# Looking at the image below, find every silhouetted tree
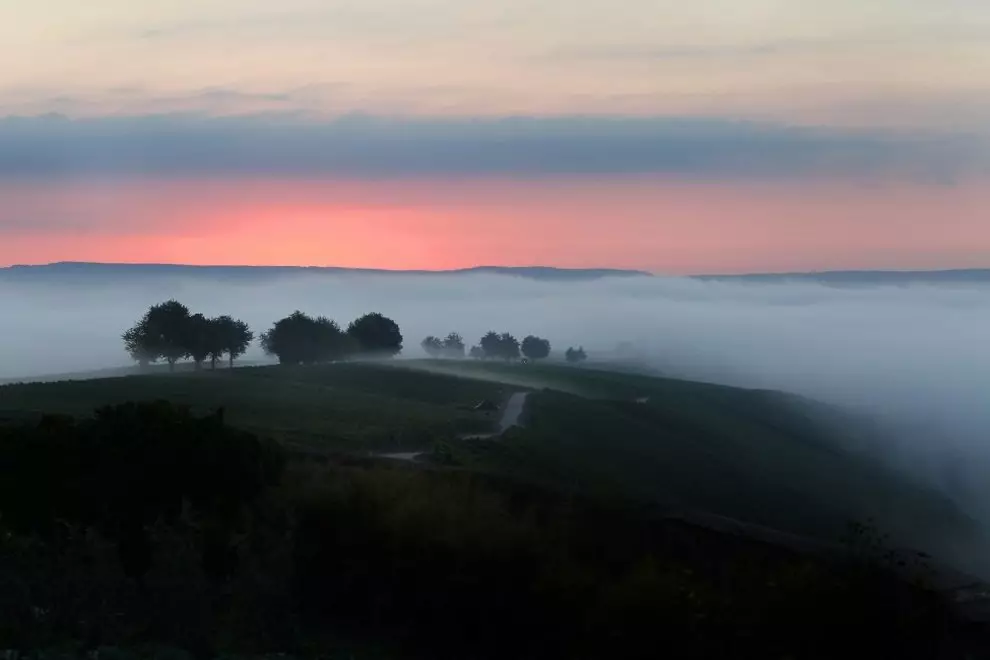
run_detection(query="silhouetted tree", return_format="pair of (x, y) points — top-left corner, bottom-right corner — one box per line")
(215, 315), (254, 368)
(348, 313), (403, 357)
(421, 336), (443, 358)
(480, 331), (501, 359)
(521, 335), (551, 362)
(186, 313), (213, 370)
(479, 331), (520, 361)
(443, 332), (465, 358)
(315, 316), (353, 362)
(565, 346), (588, 363)
(469, 345), (485, 360)
(122, 323), (157, 369)
(123, 300), (192, 371)
(262, 311), (349, 365)
(498, 333), (521, 361)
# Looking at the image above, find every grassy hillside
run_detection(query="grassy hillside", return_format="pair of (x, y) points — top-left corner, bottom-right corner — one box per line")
(0, 362), (509, 451)
(0, 359), (978, 552)
(3, 358), (989, 656)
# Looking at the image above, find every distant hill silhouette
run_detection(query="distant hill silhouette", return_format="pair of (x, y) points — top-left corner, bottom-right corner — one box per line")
(0, 262), (650, 282)
(697, 269), (990, 286)
(1, 262), (987, 285)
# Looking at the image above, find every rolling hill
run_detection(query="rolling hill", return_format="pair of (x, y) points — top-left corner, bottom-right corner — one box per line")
(1, 358), (980, 565)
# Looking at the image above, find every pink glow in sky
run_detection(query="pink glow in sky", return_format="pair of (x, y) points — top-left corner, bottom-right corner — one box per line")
(2, 178), (987, 273)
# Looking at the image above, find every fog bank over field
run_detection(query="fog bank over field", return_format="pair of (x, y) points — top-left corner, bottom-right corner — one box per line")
(1, 271), (989, 501)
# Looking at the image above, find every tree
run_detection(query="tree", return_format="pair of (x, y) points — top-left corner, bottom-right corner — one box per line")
(262, 312), (313, 365)
(261, 311), (349, 365)
(215, 315), (253, 368)
(479, 331), (520, 361)
(565, 346), (588, 363)
(521, 335), (551, 362)
(314, 316), (352, 362)
(150, 300), (193, 370)
(347, 313), (403, 357)
(185, 313), (214, 370)
(421, 336), (443, 358)
(480, 332), (501, 359)
(498, 333), (520, 362)
(442, 332), (465, 359)
(122, 322), (157, 369)
(122, 300), (192, 371)
(469, 346), (485, 360)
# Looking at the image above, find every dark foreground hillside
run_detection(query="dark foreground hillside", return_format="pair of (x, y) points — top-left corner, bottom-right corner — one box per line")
(0, 402), (986, 659)
(1, 362), (988, 657)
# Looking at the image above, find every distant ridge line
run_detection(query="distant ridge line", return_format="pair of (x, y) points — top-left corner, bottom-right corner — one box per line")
(0, 261), (652, 281)
(1, 262), (987, 284)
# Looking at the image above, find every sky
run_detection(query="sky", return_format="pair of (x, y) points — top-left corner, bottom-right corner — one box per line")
(1, 0), (989, 272)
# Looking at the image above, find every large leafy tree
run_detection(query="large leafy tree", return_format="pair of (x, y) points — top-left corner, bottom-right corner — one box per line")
(122, 323), (158, 369)
(347, 313), (403, 357)
(123, 300), (192, 371)
(186, 313), (214, 370)
(215, 315), (254, 368)
(314, 316), (353, 362)
(521, 335), (551, 362)
(149, 300), (193, 370)
(261, 311), (350, 365)
(261, 311), (310, 365)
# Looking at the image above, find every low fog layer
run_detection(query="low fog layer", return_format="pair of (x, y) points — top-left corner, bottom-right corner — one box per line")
(1, 272), (989, 516)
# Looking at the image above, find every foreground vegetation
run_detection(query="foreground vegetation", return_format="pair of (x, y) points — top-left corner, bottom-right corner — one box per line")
(0, 402), (979, 659)
(1, 360), (988, 657)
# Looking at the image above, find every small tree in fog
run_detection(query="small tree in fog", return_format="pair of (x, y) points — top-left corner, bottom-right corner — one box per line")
(498, 333), (521, 362)
(480, 332), (501, 359)
(480, 331), (520, 361)
(565, 346), (588, 364)
(521, 335), (551, 362)
(443, 333), (466, 359)
(421, 336), (443, 358)
(469, 345), (485, 360)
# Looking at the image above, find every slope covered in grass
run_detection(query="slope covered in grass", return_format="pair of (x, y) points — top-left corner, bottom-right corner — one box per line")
(0, 362), (509, 451)
(0, 358), (980, 558)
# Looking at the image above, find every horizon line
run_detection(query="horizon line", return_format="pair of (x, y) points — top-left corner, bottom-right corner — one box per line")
(2, 260), (989, 278)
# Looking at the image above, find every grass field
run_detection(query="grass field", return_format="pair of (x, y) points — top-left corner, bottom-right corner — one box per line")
(0, 357), (981, 560)
(0, 362), (512, 451)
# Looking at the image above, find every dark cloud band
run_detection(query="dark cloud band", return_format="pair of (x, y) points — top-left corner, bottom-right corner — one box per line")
(0, 113), (985, 181)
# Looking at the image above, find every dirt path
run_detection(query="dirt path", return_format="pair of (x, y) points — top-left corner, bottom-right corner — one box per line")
(376, 391), (530, 462)
(461, 391), (529, 440)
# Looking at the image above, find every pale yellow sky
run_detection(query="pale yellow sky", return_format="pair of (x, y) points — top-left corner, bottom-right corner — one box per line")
(1, 0), (989, 125)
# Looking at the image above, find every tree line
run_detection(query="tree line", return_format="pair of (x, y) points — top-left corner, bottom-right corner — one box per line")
(423, 330), (587, 363)
(123, 302), (403, 369)
(124, 300), (588, 370)
(260, 310), (402, 365)
(123, 300), (253, 370)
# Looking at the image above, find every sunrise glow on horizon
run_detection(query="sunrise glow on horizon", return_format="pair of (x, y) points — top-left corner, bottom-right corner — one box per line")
(2, 0), (989, 272)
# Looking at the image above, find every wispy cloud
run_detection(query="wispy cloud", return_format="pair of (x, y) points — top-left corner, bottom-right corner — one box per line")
(541, 28), (990, 63)
(0, 113), (985, 182)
